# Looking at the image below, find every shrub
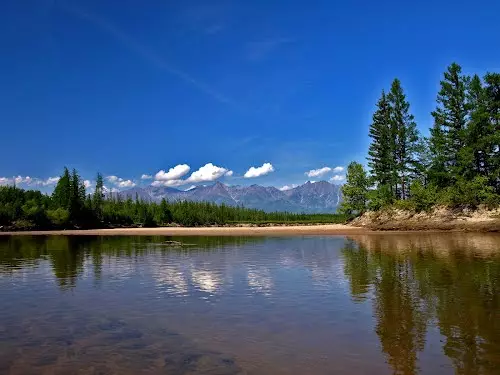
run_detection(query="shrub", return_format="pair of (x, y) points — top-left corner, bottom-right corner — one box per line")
(409, 181), (438, 211)
(13, 219), (35, 231)
(47, 208), (70, 228)
(437, 176), (497, 207)
(392, 199), (416, 211)
(368, 184), (394, 211)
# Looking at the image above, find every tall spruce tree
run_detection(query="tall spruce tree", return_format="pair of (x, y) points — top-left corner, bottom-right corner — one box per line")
(387, 79), (419, 199)
(368, 90), (395, 194)
(69, 169), (85, 221)
(93, 173), (104, 220)
(52, 167), (71, 209)
(430, 63), (470, 185)
(463, 74), (490, 180)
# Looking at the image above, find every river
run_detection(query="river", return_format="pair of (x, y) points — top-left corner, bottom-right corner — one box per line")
(0, 234), (499, 374)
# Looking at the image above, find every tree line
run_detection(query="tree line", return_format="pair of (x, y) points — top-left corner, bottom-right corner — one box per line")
(341, 62), (500, 214)
(0, 167), (346, 230)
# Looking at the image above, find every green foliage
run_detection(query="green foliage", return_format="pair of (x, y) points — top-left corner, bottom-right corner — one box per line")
(388, 78), (420, 199)
(368, 90), (395, 189)
(437, 176), (496, 207)
(430, 63), (470, 185)
(358, 62), (500, 214)
(367, 185), (394, 211)
(408, 181), (437, 212)
(340, 162), (370, 215)
(46, 208), (70, 228)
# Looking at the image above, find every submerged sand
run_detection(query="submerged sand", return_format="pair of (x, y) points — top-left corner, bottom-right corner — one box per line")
(0, 224), (367, 236)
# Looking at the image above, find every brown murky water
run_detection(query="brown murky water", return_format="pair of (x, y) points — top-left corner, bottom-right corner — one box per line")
(0, 234), (499, 374)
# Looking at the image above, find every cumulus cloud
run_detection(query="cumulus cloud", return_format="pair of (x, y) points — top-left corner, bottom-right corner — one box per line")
(141, 174), (153, 180)
(332, 166), (344, 173)
(106, 175), (136, 188)
(330, 175), (345, 182)
(84, 180), (92, 188)
(279, 184), (298, 191)
(117, 179), (135, 188)
(305, 167), (332, 178)
(0, 175), (60, 187)
(15, 176), (33, 185)
(244, 163), (274, 178)
(0, 177), (12, 186)
(150, 163), (232, 187)
(186, 163), (230, 183)
(155, 164), (190, 181)
(42, 176), (60, 186)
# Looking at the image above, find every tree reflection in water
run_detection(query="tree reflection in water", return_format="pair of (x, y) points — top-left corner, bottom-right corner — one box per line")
(342, 234), (500, 375)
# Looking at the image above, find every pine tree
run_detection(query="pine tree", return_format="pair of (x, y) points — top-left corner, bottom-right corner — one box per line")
(52, 167), (71, 209)
(159, 198), (172, 224)
(463, 75), (490, 180)
(93, 173), (104, 220)
(430, 63), (470, 185)
(368, 90), (395, 194)
(339, 162), (370, 215)
(387, 79), (420, 199)
(69, 169), (84, 221)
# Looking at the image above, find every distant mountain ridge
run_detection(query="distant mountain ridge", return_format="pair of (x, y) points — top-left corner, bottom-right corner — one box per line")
(116, 181), (342, 213)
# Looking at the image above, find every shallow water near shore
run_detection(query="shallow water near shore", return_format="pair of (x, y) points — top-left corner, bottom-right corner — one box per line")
(1, 234), (499, 374)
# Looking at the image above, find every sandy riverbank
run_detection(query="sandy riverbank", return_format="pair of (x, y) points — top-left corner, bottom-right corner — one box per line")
(0, 224), (369, 237)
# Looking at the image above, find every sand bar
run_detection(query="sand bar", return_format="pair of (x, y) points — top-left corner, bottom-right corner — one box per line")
(0, 224), (369, 236)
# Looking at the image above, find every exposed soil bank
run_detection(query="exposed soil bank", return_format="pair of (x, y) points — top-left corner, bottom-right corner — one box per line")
(351, 206), (500, 232)
(0, 224), (367, 236)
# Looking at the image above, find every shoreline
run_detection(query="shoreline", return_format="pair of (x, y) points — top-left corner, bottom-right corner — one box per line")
(0, 224), (368, 236)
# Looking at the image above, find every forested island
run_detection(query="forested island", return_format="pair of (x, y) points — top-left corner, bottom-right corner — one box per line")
(0, 168), (345, 231)
(340, 63), (500, 229)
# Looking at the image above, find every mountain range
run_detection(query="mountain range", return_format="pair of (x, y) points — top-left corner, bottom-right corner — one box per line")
(116, 181), (343, 213)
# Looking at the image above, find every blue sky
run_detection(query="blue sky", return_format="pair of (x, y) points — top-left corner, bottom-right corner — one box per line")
(1, 0), (499, 192)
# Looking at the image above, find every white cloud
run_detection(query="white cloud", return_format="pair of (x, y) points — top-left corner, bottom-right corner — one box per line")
(186, 163), (230, 183)
(279, 184), (298, 191)
(330, 175), (345, 182)
(225, 170), (234, 177)
(155, 164), (190, 181)
(117, 179), (136, 188)
(141, 174), (153, 180)
(332, 166), (344, 173)
(41, 176), (60, 186)
(0, 175), (60, 187)
(184, 185), (197, 191)
(0, 177), (12, 186)
(15, 176), (33, 185)
(84, 180), (92, 188)
(244, 163), (274, 178)
(106, 175), (136, 188)
(305, 167), (332, 178)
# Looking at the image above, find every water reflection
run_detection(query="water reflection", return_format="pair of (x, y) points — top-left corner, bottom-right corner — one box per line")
(344, 234), (500, 375)
(0, 234), (499, 374)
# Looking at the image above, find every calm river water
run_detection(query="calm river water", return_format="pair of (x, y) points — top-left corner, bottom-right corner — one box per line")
(0, 234), (499, 374)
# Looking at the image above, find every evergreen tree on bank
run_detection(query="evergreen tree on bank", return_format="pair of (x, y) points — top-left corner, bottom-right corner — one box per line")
(343, 62), (500, 214)
(387, 78), (420, 200)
